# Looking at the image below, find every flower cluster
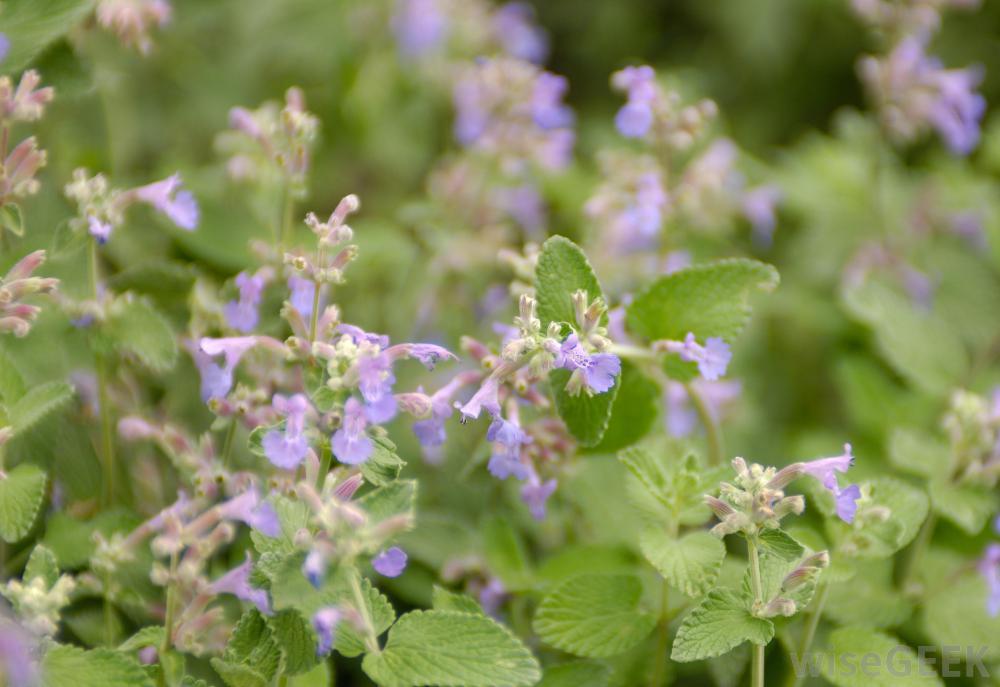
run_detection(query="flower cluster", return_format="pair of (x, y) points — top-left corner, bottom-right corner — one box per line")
(96, 0), (173, 54)
(0, 71), (53, 210)
(0, 250), (58, 338)
(942, 389), (1000, 487)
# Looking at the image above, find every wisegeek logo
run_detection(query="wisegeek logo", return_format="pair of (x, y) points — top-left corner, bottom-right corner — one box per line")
(788, 646), (992, 679)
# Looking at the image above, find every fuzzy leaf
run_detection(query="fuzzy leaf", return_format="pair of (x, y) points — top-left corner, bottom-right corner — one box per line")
(585, 362), (659, 454)
(335, 578), (395, 658)
(888, 428), (950, 480)
(534, 235), (605, 331)
(551, 368), (620, 447)
(671, 589), (774, 663)
(537, 661), (612, 687)
(757, 529), (805, 562)
(118, 626), (166, 653)
(361, 610), (540, 687)
(533, 573), (656, 658)
(42, 644), (155, 687)
(817, 626), (943, 686)
(640, 530), (725, 598)
(210, 609), (283, 687)
(105, 299), (178, 372)
(921, 574), (1000, 665)
(268, 610), (318, 675)
(24, 543), (59, 588)
(7, 381), (74, 438)
(360, 435), (406, 486)
(928, 479), (998, 535)
(432, 586), (485, 615)
(1, 0), (97, 73)
(356, 479), (416, 525)
(482, 516), (533, 592)
(626, 258), (779, 344)
(0, 462), (47, 543)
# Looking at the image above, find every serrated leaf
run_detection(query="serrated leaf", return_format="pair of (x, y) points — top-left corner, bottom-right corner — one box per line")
(211, 609), (282, 687)
(533, 573), (656, 659)
(757, 529), (805, 562)
(118, 626), (165, 653)
(928, 479), (998, 535)
(888, 428), (950, 480)
(584, 362), (659, 454)
(24, 544), (59, 588)
(640, 530), (724, 598)
(356, 479), (416, 526)
(842, 280), (967, 394)
(360, 435), (406, 486)
(671, 589), (774, 663)
(626, 258), (779, 345)
(335, 578), (395, 658)
(818, 627), (943, 686)
(268, 610), (317, 675)
(537, 661), (611, 687)
(855, 477), (929, 558)
(535, 235), (605, 331)
(0, 346), (27, 403)
(361, 610), (540, 687)
(432, 586), (485, 615)
(42, 644), (155, 687)
(105, 299), (178, 372)
(1, 0), (97, 73)
(551, 368), (620, 447)
(0, 462), (47, 543)
(7, 381), (73, 437)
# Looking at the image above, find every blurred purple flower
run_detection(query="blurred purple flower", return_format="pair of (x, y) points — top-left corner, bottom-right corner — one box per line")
(664, 333), (731, 381)
(332, 397), (373, 465)
(392, 0), (448, 58)
(0, 34), (9, 64)
(372, 547), (408, 577)
(133, 173), (199, 229)
(979, 543), (1000, 616)
(219, 489), (281, 537)
(493, 2), (549, 64)
(224, 271), (266, 333)
(209, 554), (271, 615)
(313, 607), (342, 656)
(195, 336), (258, 401)
(88, 215), (113, 244)
(521, 475), (557, 520)
(742, 185), (781, 246)
(263, 393), (311, 470)
(487, 415), (531, 480)
(612, 65), (657, 138)
(288, 276), (316, 320)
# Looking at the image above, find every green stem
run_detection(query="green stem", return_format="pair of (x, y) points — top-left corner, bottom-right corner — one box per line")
(649, 579), (671, 687)
(786, 580), (829, 687)
(279, 184), (294, 253)
(220, 419), (237, 470)
(349, 566), (379, 654)
(900, 511), (936, 595)
(317, 441), (331, 489)
(747, 535), (766, 687)
(103, 571), (114, 646)
(90, 239), (116, 508)
(160, 552), (178, 687)
(685, 381), (724, 466)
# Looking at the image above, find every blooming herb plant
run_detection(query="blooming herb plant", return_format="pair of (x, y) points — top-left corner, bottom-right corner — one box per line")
(0, 0), (999, 686)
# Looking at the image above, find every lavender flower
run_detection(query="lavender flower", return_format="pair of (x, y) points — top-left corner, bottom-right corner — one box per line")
(262, 394), (311, 470)
(87, 216), (113, 244)
(494, 184), (546, 237)
(662, 333), (732, 381)
(797, 444), (861, 524)
(332, 397), (373, 465)
(303, 550), (326, 588)
(979, 543), (1000, 616)
(209, 554), (271, 615)
(372, 547), (408, 577)
(521, 475), (557, 520)
(195, 336), (257, 401)
(556, 333), (621, 394)
(586, 155), (669, 253)
(665, 379), (742, 438)
(458, 375), (501, 420)
(0, 617), (37, 687)
(493, 2), (549, 64)
(742, 185), (781, 246)
(224, 271), (266, 333)
(288, 276), (316, 319)
(132, 173), (199, 229)
(392, 0), (448, 58)
(487, 415), (531, 480)
(612, 65), (657, 138)
(0, 34), (8, 65)
(313, 607), (342, 656)
(357, 350), (397, 415)
(218, 489), (281, 538)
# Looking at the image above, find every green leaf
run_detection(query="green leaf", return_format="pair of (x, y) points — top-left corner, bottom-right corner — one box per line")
(105, 299), (178, 372)
(671, 589), (775, 663)
(921, 574), (1000, 665)
(0, 203), (25, 237)
(824, 560), (912, 629)
(534, 235), (605, 331)
(361, 610), (541, 687)
(432, 586), (485, 615)
(356, 479), (416, 526)
(551, 368), (620, 447)
(1, 0), (97, 73)
(818, 626), (943, 686)
(842, 280), (967, 394)
(928, 479), (998, 535)
(640, 530), (724, 598)
(626, 258), (779, 344)
(360, 435), (406, 486)
(335, 578), (395, 658)
(210, 609), (283, 687)
(118, 626), (166, 653)
(42, 509), (138, 569)
(24, 543), (59, 588)
(757, 529), (805, 562)
(42, 644), (155, 687)
(537, 661), (611, 687)
(482, 516), (533, 592)
(0, 346), (27, 403)
(268, 610), (318, 675)
(888, 428), (950, 480)
(7, 381), (74, 437)
(584, 362), (659, 454)
(533, 573), (656, 659)
(0, 462), (47, 543)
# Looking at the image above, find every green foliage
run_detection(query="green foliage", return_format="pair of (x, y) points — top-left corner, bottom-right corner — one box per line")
(361, 610), (541, 687)
(818, 627), (944, 687)
(640, 530), (724, 598)
(535, 235), (606, 331)
(42, 644), (155, 687)
(585, 361), (659, 454)
(671, 589), (775, 662)
(0, 0), (97, 73)
(361, 435), (407, 486)
(550, 368), (620, 447)
(5, 381), (74, 437)
(0, 462), (47, 543)
(533, 573), (656, 658)
(210, 609), (283, 687)
(23, 543), (59, 587)
(104, 299), (179, 372)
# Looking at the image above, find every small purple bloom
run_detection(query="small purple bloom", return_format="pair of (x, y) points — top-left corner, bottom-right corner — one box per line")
(0, 617), (38, 687)
(195, 336), (258, 401)
(209, 554), (271, 615)
(742, 185), (781, 246)
(389, 343), (456, 370)
(133, 173), (199, 230)
(87, 215), (113, 244)
(288, 276), (317, 320)
(337, 323), (390, 349)
(262, 393), (311, 470)
(521, 476), (557, 520)
(979, 543), (1000, 617)
(0, 34), (9, 64)
(224, 271), (266, 333)
(666, 333), (732, 381)
(835, 483), (862, 524)
(799, 444), (855, 490)
(531, 73), (573, 130)
(372, 547), (408, 577)
(493, 2), (549, 64)
(494, 185), (546, 237)
(478, 577), (507, 616)
(313, 607), (342, 656)
(303, 550), (326, 589)
(556, 334), (622, 394)
(458, 376), (501, 420)
(219, 489), (281, 538)
(612, 65), (657, 138)
(365, 393), (398, 424)
(392, 0), (448, 58)
(332, 397), (373, 465)
(487, 415), (531, 480)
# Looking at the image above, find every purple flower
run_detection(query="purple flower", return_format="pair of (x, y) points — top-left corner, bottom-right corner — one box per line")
(477, 577), (507, 616)
(219, 489), (281, 538)
(224, 271), (266, 333)
(532, 73), (573, 130)
(979, 543), (1000, 617)
(493, 2), (549, 64)
(313, 607), (342, 656)
(372, 547), (408, 577)
(612, 66), (657, 138)
(337, 323), (389, 349)
(742, 185), (781, 246)
(133, 173), (199, 230)
(798, 444), (860, 524)
(303, 550), (326, 588)
(364, 393), (398, 424)
(487, 415), (531, 480)
(263, 393), (311, 470)
(994, 513), (1000, 535)
(195, 336), (258, 401)
(413, 395), (452, 462)
(835, 483), (862, 524)
(521, 476), (557, 520)
(392, 0), (448, 58)
(87, 215), (113, 244)
(928, 63), (986, 155)
(289, 276), (317, 319)
(389, 343), (456, 370)
(0, 34), (9, 64)
(458, 376), (501, 420)
(0, 617), (37, 687)
(494, 185), (546, 237)
(665, 379), (742, 438)
(332, 398), (373, 465)
(556, 334), (622, 394)
(665, 333), (731, 381)
(209, 554), (271, 615)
